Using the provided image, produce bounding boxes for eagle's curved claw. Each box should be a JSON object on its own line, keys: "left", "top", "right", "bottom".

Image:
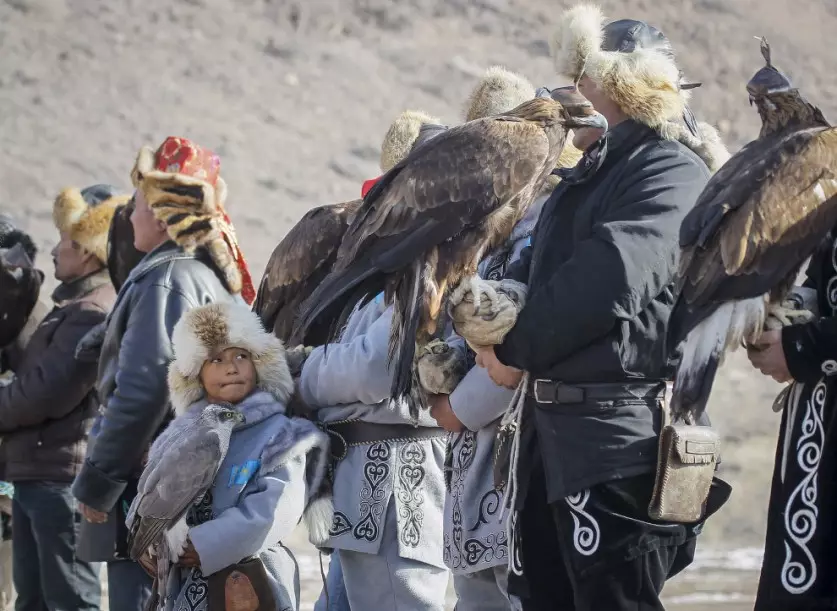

{"left": 449, "top": 275, "right": 501, "bottom": 316}
{"left": 416, "top": 339, "right": 468, "bottom": 395}
{"left": 448, "top": 279, "right": 527, "bottom": 347}
{"left": 765, "top": 302, "right": 816, "bottom": 330}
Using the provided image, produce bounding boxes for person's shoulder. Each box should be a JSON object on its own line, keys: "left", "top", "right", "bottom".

{"left": 642, "top": 135, "right": 711, "bottom": 178}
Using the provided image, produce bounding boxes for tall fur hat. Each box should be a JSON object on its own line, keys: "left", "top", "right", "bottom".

{"left": 131, "top": 136, "right": 255, "bottom": 304}
{"left": 168, "top": 301, "right": 293, "bottom": 415}
{"left": 550, "top": 4, "right": 689, "bottom": 129}
{"left": 464, "top": 66, "right": 536, "bottom": 121}
{"left": 380, "top": 110, "right": 442, "bottom": 173}
{"left": 52, "top": 184, "right": 129, "bottom": 263}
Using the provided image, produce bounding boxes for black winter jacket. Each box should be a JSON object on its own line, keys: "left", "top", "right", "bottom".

{"left": 495, "top": 121, "right": 711, "bottom": 502}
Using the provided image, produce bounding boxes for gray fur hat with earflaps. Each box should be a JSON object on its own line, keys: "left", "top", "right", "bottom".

{"left": 168, "top": 301, "right": 293, "bottom": 415}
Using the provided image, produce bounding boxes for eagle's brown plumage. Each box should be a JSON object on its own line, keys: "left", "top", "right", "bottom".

{"left": 253, "top": 199, "right": 361, "bottom": 345}
{"left": 669, "top": 39, "right": 837, "bottom": 418}
{"left": 292, "top": 97, "right": 606, "bottom": 414}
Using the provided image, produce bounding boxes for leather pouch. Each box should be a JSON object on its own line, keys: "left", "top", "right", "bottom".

{"left": 648, "top": 423, "right": 720, "bottom": 523}
{"left": 207, "top": 557, "right": 277, "bottom": 611}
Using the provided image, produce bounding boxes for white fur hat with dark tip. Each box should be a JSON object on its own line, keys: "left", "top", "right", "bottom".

{"left": 550, "top": 4, "right": 686, "bottom": 129}
{"left": 464, "top": 65, "right": 536, "bottom": 121}
{"left": 379, "top": 110, "right": 442, "bottom": 173}
{"left": 168, "top": 301, "right": 293, "bottom": 414}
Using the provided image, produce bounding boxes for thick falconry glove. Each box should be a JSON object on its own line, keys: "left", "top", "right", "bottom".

{"left": 416, "top": 339, "right": 468, "bottom": 395}
{"left": 448, "top": 279, "right": 527, "bottom": 348}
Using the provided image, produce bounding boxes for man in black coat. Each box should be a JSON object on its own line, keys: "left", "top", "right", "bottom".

{"left": 471, "top": 4, "right": 731, "bottom": 610}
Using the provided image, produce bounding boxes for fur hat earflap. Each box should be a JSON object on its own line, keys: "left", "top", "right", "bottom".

{"left": 550, "top": 4, "right": 687, "bottom": 129}
{"left": 659, "top": 120, "right": 731, "bottom": 173}
{"left": 380, "top": 110, "right": 441, "bottom": 173}
{"left": 464, "top": 66, "right": 536, "bottom": 121}
{"left": 131, "top": 137, "right": 255, "bottom": 304}
{"left": 53, "top": 185, "right": 129, "bottom": 263}
{"left": 168, "top": 301, "right": 293, "bottom": 414}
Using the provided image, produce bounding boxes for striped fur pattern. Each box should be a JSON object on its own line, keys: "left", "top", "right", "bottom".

{"left": 131, "top": 145, "right": 242, "bottom": 294}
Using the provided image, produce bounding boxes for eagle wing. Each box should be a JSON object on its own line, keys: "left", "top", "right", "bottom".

{"left": 128, "top": 429, "right": 223, "bottom": 560}
{"left": 293, "top": 115, "right": 551, "bottom": 339}
{"left": 253, "top": 200, "right": 359, "bottom": 343}
{"left": 678, "top": 126, "right": 837, "bottom": 309}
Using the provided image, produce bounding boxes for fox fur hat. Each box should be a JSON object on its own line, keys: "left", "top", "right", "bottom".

{"left": 52, "top": 184, "right": 130, "bottom": 263}
{"left": 550, "top": 5, "right": 729, "bottom": 172}
{"left": 550, "top": 4, "right": 689, "bottom": 130}
{"left": 168, "top": 301, "right": 293, "bottom": 414}
{"left": 131, "top": 136, "right": 255, "bottom": 304}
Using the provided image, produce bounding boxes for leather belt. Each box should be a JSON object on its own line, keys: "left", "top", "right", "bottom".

{"left": 322, "top": 420, "right": 446, "bottom": 461}
{"left": 526, "top": 379, "right": 666, "bottom": 405}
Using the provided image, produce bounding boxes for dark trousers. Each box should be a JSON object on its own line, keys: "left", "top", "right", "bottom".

{"left": 12, "top": 481, "right": 102, "bottom": 611}
{"left": 513, "top": 465, "right": 702, "bottom": 611}
{"left": 107, "top": 560, "right": 153, "bottom": 611}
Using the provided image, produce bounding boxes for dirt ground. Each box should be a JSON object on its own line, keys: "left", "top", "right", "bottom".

{"left": 1, "top": 0, "right": 836, "bottom": 607}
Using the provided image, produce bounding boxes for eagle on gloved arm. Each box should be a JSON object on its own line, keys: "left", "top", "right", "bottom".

{"left": 668, "top": 38, "right": 837, "bottom": 419}
{"left": 253, "top": 111, "right": 444, "bottom": 347}
{"left": 291, "top": 97, "right": 607, "bottom": 415}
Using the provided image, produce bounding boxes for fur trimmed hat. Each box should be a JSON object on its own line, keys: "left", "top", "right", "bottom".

{"left": 550, "top": 5, "right": 690, "bottom": 129}
{"left": 464, "top": 66, "right": 536, "bottom": 121}
{"left": 379, "top": 110, "right": 441, "bottom": 173}
{"left": 52, "top": 185, "right": 129, "bottom": 263}
{"left": 131, "top": 136, "right": 255, "bottom": 304}
{"left": 168, "top": 301, "right": 293, "bottom": 415}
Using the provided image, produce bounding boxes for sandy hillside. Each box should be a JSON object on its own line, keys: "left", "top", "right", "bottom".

{"left": 2, "top": 0, "right": 837, "bottom": 550}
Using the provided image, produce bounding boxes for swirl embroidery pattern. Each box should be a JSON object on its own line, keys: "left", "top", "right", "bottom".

{"left": 353, "top": 442, "right": 391, "bottom": 542}
{"left": 781, "top": 376, "right": 826, "bottom": 594}
{"left": 565, "top": 489, "right": 600, "bottom": 557}
{"left": 398, "top": 441, "right": 427, "bottom": 548}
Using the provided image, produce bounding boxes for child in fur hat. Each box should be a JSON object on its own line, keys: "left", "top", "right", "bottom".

{"left": 159, "top": 301, "right": 331, "bottom": 611}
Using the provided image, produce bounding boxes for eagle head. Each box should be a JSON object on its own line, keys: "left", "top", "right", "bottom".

{"left": 509, "top": 97, "right": 607, "bottom": 139}
{"left": 203, "top": 405, "right": 246, "bottom": 427}
{"left": 746, "top": 38, "right": 793, "bottom": 106}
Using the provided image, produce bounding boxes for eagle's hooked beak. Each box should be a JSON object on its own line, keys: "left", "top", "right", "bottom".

{"left": 567, "top": 111, "right": 609, "bottom": 132}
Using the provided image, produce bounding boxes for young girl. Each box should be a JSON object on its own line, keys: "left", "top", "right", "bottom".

{"left": 161, "top": 301, "right": 332, "bottom": 611}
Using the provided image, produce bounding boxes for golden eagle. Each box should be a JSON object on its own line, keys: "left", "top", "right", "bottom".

{"left": 253, "top": 110, "right": 443, "bottom": 345}
{"left": 292, "top": 96, "right": 606, "bottom": 413}
{"left": 668, "top": 39, "right": 837, "bottom": 418}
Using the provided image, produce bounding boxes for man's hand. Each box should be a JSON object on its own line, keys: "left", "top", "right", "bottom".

{"left": 178, "top": 539, "right": 201, "bottom": 568}
{"left": 747, "top": 329, "right": 793, "bottom": 383}
{"left": 428, "top": 394, "right": 464, "bottom": 433}
{"left": 79, "top": 502, "right": 108, "bottom": 524}
{"left": 474, "top": 345, "right": 523, "bottom": 389}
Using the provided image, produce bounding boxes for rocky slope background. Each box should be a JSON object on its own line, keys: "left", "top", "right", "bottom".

{"left": 2, "top": 0, "right": 836, "bottom": 555}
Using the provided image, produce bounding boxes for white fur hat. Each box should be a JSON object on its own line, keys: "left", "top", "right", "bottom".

{"left": 550, "top": 4, "right": 687, "bottom": 129}
{"left": 168, "top": 301, "right": 293, "bottom": 414}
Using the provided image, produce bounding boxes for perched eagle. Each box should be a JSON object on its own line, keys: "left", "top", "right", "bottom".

{"left": 253, "top": 111, "right": 443, "bottom": 345}
{"left": 668, "top": 39, "right": 837, "bottom": 418}
{"left": 292, "top": 96, "right": 606, "bottom": 414}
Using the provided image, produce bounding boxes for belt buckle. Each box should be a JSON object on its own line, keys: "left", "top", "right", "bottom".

{"left": 533, "top": 379, "right": 557, "bottom": 404}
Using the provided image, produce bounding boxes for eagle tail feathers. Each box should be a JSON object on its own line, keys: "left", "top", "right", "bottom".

{"left": 671, "top": 297, "right": 766, "bottom": 419}
{"left": 389, "top": 259, "right": 424, "bottom": 420}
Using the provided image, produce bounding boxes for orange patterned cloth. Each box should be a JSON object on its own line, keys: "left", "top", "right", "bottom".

{"left": 152, "top": 137, "right": 256, "bottom": 304}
